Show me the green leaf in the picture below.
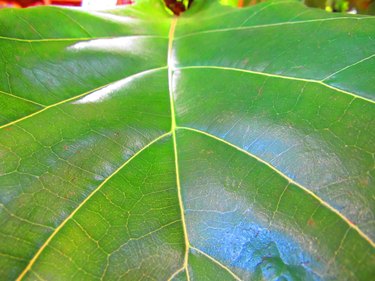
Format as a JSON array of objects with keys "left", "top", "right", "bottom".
[{"left": 0, "top": 0, "right": 374, "bottom": 280}]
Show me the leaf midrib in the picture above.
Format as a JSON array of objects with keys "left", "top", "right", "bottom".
[{"left": 168, "top": 16, "right": 192, "bottom": 281}]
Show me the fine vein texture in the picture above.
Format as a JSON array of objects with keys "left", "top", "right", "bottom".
[{"left": 0, "top": 0, "right": 374, "bottom": 280}]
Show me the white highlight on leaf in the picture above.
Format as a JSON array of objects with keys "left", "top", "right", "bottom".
[
  {"left": 67, "top": 36, "right": 156, "bottom": 54},
  {"left": 73, "top": 66, "right": 167, "bottom": 104},
  {"left": 73, "top": 78, "right": 127, "bottom": 104}
]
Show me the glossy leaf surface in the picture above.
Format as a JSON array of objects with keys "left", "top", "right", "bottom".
[{"left": 0, "top": 0, "right": 374, "bottom": 280}]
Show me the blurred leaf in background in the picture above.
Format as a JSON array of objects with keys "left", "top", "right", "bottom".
[
  {"left": 3, "top": 0, "right": 374, "bottom": 14},
  {"left": 0, "top": 0, "right": 131, "bottom": 8},
  {"left": 324, "top": 0, "right": 350, "bottom": 12},
  {"left": 220, "top": 0, "right": 266, "bottom": 7},
  {"left": 221, "top": 0, "right": 375, "bottom": 14},
  {"left": 306, "top": 0, "right": 375, "bottom": 13}
]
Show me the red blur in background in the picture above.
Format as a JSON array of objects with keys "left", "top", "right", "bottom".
[{"left": 0, "top": 0, "right": 132, "bottom": 8}]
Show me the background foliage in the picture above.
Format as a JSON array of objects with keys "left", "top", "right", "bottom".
[{"left": 221, "top": 0, "right": 375, "bottom": 14}]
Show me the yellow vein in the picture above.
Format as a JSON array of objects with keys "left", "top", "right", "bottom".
[
  {"left": 0, "top": 252, "right": 26, "bottom": 262},
  {"left": 175, "top": 17, "right": 370, "bottom": 40},
  {"left": 30, "top": 270, "right": 47, "bottom": 281},
  {"left": 0, "top": 66, "right": 167, "bottom": 131},
  {"left": 330, "top": 227, "right": 351, "bottom": 263},
  {"left": 0, "top": 203, "right": 53, "bottom": 230},
  {"left": 0, "top": 90, "right": 45, "bottom": 107},
  {"left": 14, "top": 14, "right": 44, "bottom": 39},
  {"left": 322, "top": 53, "right": 375, "bottom": 81},
  {"left": 0, "top": 34, "right": 168, "bottom": 43},
  {"left": 177, "top": 65, "right": 375, "bottom": 104},
  {"left": 55, "top": 10, "right": 93, "bottom": 37},
  {"left": 268, "top": 183, "right": 290, "bottom": 228},
  {"left": 181, "top": 0, "right": 292, "bottom": 23},
  {"left": 240, "top": 1, "right": 284, "bottom": 26},
  {"left": 168, "top": 17, "right": 191, "bottom": 279},
  {"left": 0, "top": 35, "right": 92, "bottom": 43},
  {"left": 176, "top": 126, "right": 375, "bottom": 248},
  {"left": 15, "top": 132, "right": 171, "bottom": 281},
  {"left": 167, "top": 267, "right": 185, "bottom": 281},
  {"left": 190, "top": 246, "right": 242, "bottom": 281},
  {"left": 186, "top": 263, "right": 191, "bottom": 281}
]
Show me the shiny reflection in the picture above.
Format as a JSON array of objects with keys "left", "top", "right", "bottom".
[
  {"left": 90, "top": 12, "right": 139, "bottom": 24},
  {"left": 73, "top": 67, "right": 164, "bottom": 104},
  {"left": 211, "top": 118, "right": 348, "bottom": 189},
  {"left": 73, "top": 79, "right": 126, "bottom": 104},
  {"left": 206, "top": 219, "right": 320, "bottom": 280},
  {"left": 186, "top": 189, "right": 323, "bottom": 280},
  {"left": 68, "top": 36, "right": 152, "bottom": 54}
]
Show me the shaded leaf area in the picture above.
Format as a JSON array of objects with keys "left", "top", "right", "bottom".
[{"left": 0, "top": 0, "right": 374, "bottom": 280}]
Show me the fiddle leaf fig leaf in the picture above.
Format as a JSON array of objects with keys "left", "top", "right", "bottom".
[{"left": 0, "top": 0, "right": 374, "bottom": 280}]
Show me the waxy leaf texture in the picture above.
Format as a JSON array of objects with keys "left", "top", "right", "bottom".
[{"left": 0, "top": 0, "right": 374, "bottom": 280}]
